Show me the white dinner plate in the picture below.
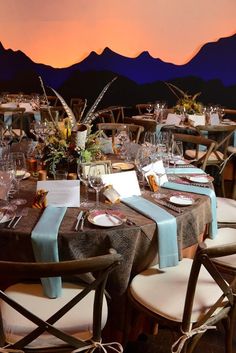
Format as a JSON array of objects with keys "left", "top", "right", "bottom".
[
  {"left": 169, "top": 195, "right": 194, "bottom": 206},
  {"left": 112, "top": 162, "right": 135, "bottom": 171},
  {"left": 88, "top": 210, "right": 126, "bottom": 227},
  {"left": 187, "top": 175, "right": 213, "bottom": 184}
]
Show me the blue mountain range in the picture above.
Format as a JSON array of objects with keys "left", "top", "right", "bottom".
[{"left": 0, "top": 33, "right": 236, "bottom": 88}]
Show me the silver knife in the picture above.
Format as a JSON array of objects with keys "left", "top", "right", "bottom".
[{"left": 74, "top": 210, "right": 84, "bottom": 231}]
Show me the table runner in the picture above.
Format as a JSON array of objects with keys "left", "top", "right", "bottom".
[
  {"left": 31, "top": 205, "right": 67, "bottom": 298},
  {"left": 122, "top": 195, "right": 179, "bottom": 268},
  {"left": 162, "top": 182, "right": 217, "bottom": 238},
  {"left": 166, "top": 167, "right": 206, "bottom": 174}
]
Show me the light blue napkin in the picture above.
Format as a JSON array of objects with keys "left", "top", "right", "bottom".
[
  {"left": 163, "top": 182, "right": 217, "bottom": 238},
  {"left": 31, "top": 206, "right": 67, "bottom": 298},
  {"left": 166, "top": 167, "right": 206, "bottom": 174},
  {"left": 4, "top": 112, "right": 12, "bottom": 126},
  {"left": 122, "top": 195, "right": 179, "bottom": 268}
]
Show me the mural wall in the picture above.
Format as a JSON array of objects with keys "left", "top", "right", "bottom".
[{"left": 0, "top": 0, "right": 236, "bottom": 110}]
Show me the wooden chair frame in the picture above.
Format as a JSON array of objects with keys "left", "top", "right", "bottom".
[
  {"left": 0, "top": 107, "right": 26, "bottom": 140},
  {"left": 0, "top": 252, "right": 122, "bottom": 352},
  {"left": 127, "top": 243, "right": 236, "bottom": 353},
  {"left": 173, "top": 133, "right": 216, "bottom": 170},
  {"left": 97, "top": 123, "right": 144, "bottom": 144}
]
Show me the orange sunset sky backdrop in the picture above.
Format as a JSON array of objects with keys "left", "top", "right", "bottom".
[{"left": 0, "top": 0, "right": 235, "bottom": 68}]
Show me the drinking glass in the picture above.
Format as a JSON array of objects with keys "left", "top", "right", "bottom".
[
  {"left": 88, "top": 164, "right": 105, "bottom": 207},
  {"left": 171, "top": 141, "right": 184, "bottom": 169},
  {"left": 135, "top": 147, "right": 152, "bottom": 193},
  {"left": 77, "top": 162, "right": 92, "bottom": 207},
  {"left": 146, "top": 103, "right": 153, "bottom": 114},
  {"left": 9, "top": 152, "right": 27, "bottom": 205}
]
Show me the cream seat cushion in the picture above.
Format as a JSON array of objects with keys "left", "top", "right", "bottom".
[
  {"left": 1, "top": 282, "right": 108, "bottom": 349},
  {"left": 204, "top": 227, "right": 236, "bottom": 269},
  {"left": 185, "top": 149, "right": 224, "bottom": 161},
  {"left": 130, "top": 258, "right": 224, "bottom": 323},
  {"left": 216, "top": 197, "right": 236, "bottom": 223}
]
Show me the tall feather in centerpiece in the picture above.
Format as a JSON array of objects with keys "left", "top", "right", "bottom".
[
  {"left": 81, "top": 76, "right": 117, "bottom": 124},
  {"left": 49, "top": 87, "right": 77, "bottom": 128},
  {"left": 39, "top": 76, "right": 57, "bottom": 126}
]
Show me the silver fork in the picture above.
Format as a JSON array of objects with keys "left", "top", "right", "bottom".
[{"left": 7, "top": 207, "right": 29, "bottom": 229}]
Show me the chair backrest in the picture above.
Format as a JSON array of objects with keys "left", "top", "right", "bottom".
[
  {"left": 0, "top": 251, "right": 122, "bottom": 351},
  {"left": 0, "top": 107, "right": 26, "bottom": 139},
  {"left": 173, "top": 133, "right": 216, "bottom": 170},
  {"left": 196, "top": 125, "right": 236, "bottom": 161},
  {"left": 181, "top": 242, "right": 236, "bottom": 335},
  {"left": 40, "top": 106, "right": 65, "bottom": 122},
  {"left": 94, "top": 106, "right": 125, "bottom": 123},
  {"left": 97, "top": 123, "right": 144, "bottom": 143}
]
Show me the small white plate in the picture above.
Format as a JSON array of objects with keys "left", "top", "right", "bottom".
[
  {"left": 23, "top": 172, "right": 31, "bottom": 180},
  {"left": 88, "top": 210, "right": 126, "bottom": 227},
  {"left": 169, "top": 159, "right": 188, "bottom": 165},
  {"left": 169, "top": 195, "right": 194, "bottom": 206},
  {"left": 112, "top": 162, "right": 134, "bottom": 171},
  {"left": 187, "top": 176, "right": 213, "bottom": 184}
]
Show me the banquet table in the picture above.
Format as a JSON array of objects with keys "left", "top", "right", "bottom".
[{"left": 0, "top": 174, "right": 212, "bottom": 296}]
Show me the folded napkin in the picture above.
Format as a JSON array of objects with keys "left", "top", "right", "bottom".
[
  {"left": 162, "top": 182, "right": 217, "bottom": 238},
  {"left": 122, "top": 196, "right": 179, "bottom": 268},
  {"left": 166, "top": 167, "right": 206, "bottom": 174},
  {"left": 31, "top": 206, "right": 67, "bottom": 298}
]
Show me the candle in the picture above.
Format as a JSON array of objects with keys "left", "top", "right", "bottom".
[
  {"left": 67, "top": 173, "right": 77, "bottom": 180},
  {"left": 38, "top": 170, "right": 47, "bottom": 181},
  {"left": 26, "top": 158, "right": 38, "bottom": 173}
]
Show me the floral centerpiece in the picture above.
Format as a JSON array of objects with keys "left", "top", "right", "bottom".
[
  {"left": 39, "top": 76, "right": 117, "bottom": 177},
  {"left": 166, "top": 82, "right": 203, "bottom": 114}
]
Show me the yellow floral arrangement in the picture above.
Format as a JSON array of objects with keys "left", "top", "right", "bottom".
[{"left": 166, "top": 82, "right": 203, "bottom": 115}]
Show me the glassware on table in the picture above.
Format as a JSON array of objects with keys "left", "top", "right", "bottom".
[
  {"left": 77, "top": 162, "right": 93, "bottom": 207},
  {"left": 9, "top": 152, "right": 27, "bottom": 205},
  {"left": 146, "top": 103, "right": 153, "bottom": 114},
  {"left": 88, "top": 163, "right": 105, "bottom": 207},
  {"left": 171, "top": 140, "right": 184, "bottom": 168},
  {"left": 135, "top": 147, "right": 152, "bottom": 193}
]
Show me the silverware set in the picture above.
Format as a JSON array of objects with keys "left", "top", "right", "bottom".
[
  {"left": 74, "top": 210, "right": 88, "bottom": 231},
  {"left": 7, "top": 207, "right": 29, "bottom": 229}
]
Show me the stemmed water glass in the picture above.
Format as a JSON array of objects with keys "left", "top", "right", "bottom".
[
  {"left": 171, "top": 140, "right": 184, "bottom": 169},
  {"left": 135, "top": 147, "right": 152, "bottom": 193},
  {"left": 9, "top": 152, "right": 27, "bottom": 205},
  {"left": 88, "top": 164, "right": 105, "bottom": 207},
  {"left": 77, "top": 162, "right": 93, "bottom": 207}
]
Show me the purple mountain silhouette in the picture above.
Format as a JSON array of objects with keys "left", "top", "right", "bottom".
[{"left": 0, "top": 33, "right": 236, "bottom": 87}]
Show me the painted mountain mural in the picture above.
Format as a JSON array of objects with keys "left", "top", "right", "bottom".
[{"left": 0, "top": 33, "right": 236, "bottom": 109}]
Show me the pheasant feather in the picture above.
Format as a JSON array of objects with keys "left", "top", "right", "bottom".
[
  {"left": 50, "top": 87, "right": 76, "bottom": 127},
  {"left": 82, "top": 77, "right": 117, "bottom": 124}
]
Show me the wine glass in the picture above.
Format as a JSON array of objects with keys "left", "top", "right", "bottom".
[
  {"left": 77, "top": 162, "right": 93, "bottom": 207},
  {"left": 9, "top": 152, "right": 27, "bottom": 205},
  {"left": 171, "top": 141, "right": 184, "bottom": 169},
  {"left": 88, "top": 164, "right": 105, "bottom": 207},
  {"left": 135, "top": 147, "right": 152, "bottom": 193},
  {"left": 146, "top": 103, "right": 153, "bottom": 114}
]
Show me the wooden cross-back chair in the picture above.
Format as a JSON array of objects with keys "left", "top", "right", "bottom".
[
  {"left": 0, "top": 107, "right": 26, "bottom": 140},
  {"left": 127, "top": 243, "right": 236, "bottom": 353},
  {"left": 0, "top": 251, "right": 122, "bottom": 352},
  {"left": 185, "top": 125, "right": 236, "bottom": 168},
  {"left": 97, "top": 123, "right": 144, "bottom": 144},
  {"left": 173, "top": 133, "right": 216, "bottom": 171}
]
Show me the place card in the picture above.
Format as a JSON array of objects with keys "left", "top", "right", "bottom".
[
  {"left": 210, "top": 113, "right": 220, "bottom": 125},
  {"left": 188, "top": 114, "right": 205, "bottom": 127},
  {"left": 101, "top": 171, "right": 141, "bottom": 198},
  {"left": 166, "top": 113, "right": 182, "bottom": 126},
  {"left": 37, "top": 180, "right": 80, "bottom": 207}
]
